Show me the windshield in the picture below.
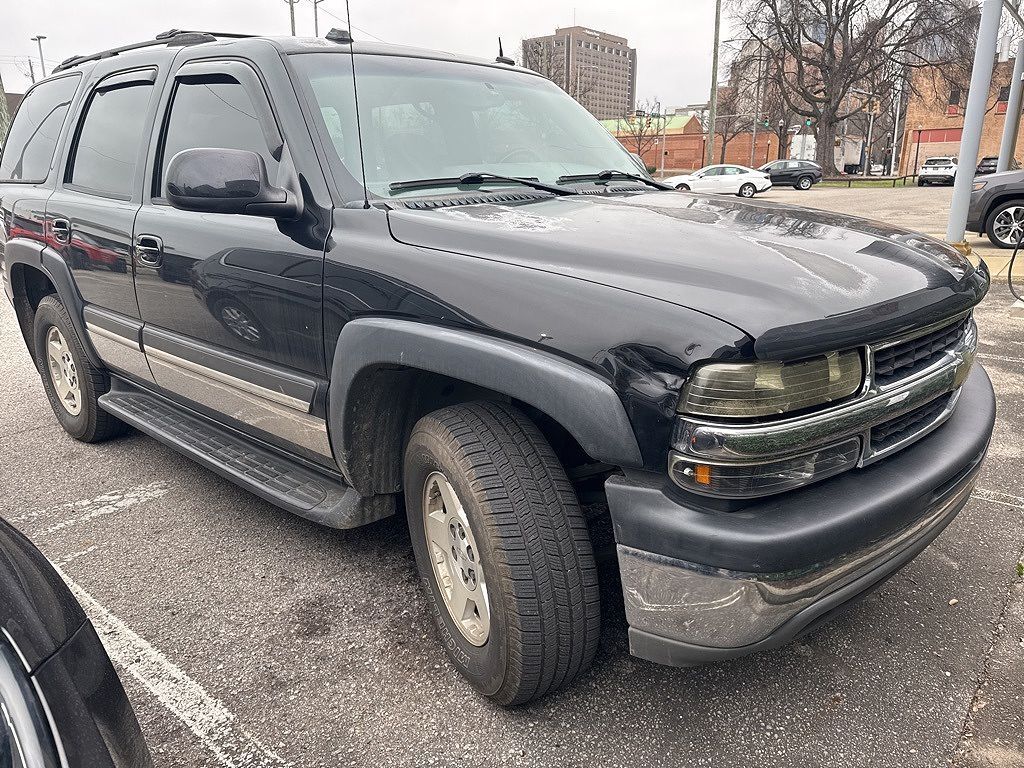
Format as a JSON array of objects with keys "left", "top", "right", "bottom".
[{"left": 291, "top": 52, "right": 641, "bottom": 197}]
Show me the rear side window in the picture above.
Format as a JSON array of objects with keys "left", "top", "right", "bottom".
[
  {"left": 158, "top": 79, "right": 280, "bottom": 194},
  {"left": 0, "top": 75, "right": 80, "bottom": 182},
  {"left": 67, "top": 81, "right": 154, "bottom": 198}
]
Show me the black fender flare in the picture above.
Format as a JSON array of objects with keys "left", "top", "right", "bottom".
[
  {"left": 328, "top": 318, "right": 644, "bottom": 483},
  {"left": 4, "top": 238, "right": 101, "bottom": 367}
]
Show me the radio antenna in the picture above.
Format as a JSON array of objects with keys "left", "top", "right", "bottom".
[{"left": 345, "top": 0, "right": 370, "bottom": 209}]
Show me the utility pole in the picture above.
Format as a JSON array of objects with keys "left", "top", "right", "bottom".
[
  {"left": 750, "top": 40, "right": 763, "bottom": 167},
  {"left": 30, "top": 35, "right": 47, "bottom": 78},
  {"left": 27, "top": 58, "right": 36, "bottom": 84},
  {"left": 861, "top": 105, "right": 875, "bottom": 177},
  {"left": 704, "top": 0, "right": 722, "bottom": 167},
  {"left": 312, "top": 0, "right": 324, "bottom": 36},
  {"left": 890, "top": 77, "right": 904, "bottom": 175},
  {"left": 285, "top": 0, "right": 297, "bottom": 35}
]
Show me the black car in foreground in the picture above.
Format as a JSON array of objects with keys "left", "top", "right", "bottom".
[
  {"left": 758, "top": 159, "right": 823, "bottom": 189},
  {"left": 967, "top": 169, "right": 1024, "bottom": 248},
  {"left": 0, "top": 518, "right": 151, "bottom": 767},
  {"left": 0, "top": 30, "right": 995, "bottom": 706}
]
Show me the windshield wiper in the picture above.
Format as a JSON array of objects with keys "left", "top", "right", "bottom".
[
  {"left": 389, "top": 172, "right": 576, "bottom": 196},
  {"left": 556, "top": 170, "right": 674, "bottom": 191}
]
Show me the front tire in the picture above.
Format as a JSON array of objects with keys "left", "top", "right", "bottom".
[
  {"left": 676, "top": 183, "right": 690, "bottom": 191},
  {"left": 32, "top": 295, "right": 127, "bottom": 442},
  {"left": 739, "top": 183, "right": 756, "bottom": 198},
  {"left": 985, "top": 200, "right": 1024, "bottom": 249},
  {"left": 404, "top": 401, "right": 600, "bottom": 706}
]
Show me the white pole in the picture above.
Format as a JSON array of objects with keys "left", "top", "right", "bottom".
[
  {"left": 862, "top": 111, "right": 875, "bottom": 176},
  {"left": 946, "top": 0, "right": 1003, "bottom": 245},
  {"left": 997, "top": 38, "right": 1024, "bottom": 172}
]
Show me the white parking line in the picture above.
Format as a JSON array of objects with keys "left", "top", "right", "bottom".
[
  {"left": 973, "top": 487, "right": 1024, "bottom": 510},
  {"left": 12, "top": 482, "right": 169, "bottom": 537},
  {"left": 54, "top": 564, "right": 291, "bottom": 768},
  {"left": 976, "top": 352, "right": 1024, "bottom": 365}
]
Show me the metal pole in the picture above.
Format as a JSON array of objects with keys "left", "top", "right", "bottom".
[
  {"left": 27, "top": 58, "right": 35, "bottom": 84},
  {"left": 31, "top": 36, "right": 47, "bottom": 78},
  {"left": 313, "top": 0, "right": 323, "bottom": 36},
  {"left": 704, "top": 0, "right": 722, "bottom": 167},
  {"left": 286, "top": 0, "right": 297, "bottom": 35},
  {"left": 997, "top": 38, "right": 1024, "bottom": 172},
  {"left": 890, "top": 78, "right": 903, "bottom": 175},
  {"left": 914, "top": 129, "right": 922, "bottom": 177},
  {"left": 947, "top": 0, "right": 1002, "bottom": 245},
  {"left": 750, "top": 41, "right": 763, "bottom": 167},
  {"left": 862, "top": 111, "right": 875, "bottom": 176}
]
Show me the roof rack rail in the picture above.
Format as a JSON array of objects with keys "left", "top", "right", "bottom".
[{"left": 53, "top": 30, "right": 256, "bottom": 74}]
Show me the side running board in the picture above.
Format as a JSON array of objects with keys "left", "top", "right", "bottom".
[{"left": 98, "top": 380, "right": 393, "bottom": 529}]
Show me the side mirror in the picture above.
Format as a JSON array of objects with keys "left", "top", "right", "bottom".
[{"left": 165, "top": 148, "right": 300, "bottom": 219}]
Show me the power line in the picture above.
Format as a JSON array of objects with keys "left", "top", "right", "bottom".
[{"left": 302, "top": 0, "right": 387, "bottom": 42}]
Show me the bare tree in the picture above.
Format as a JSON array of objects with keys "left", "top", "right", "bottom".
[
  {"left": 519, "top": 39, "right": 597, "bottom": 109},
  {"left": 713, "top": 86, "right": 750, "bottom": 163},
  {"left": 735, "top": 0, "right": 977, "bottom": 174},
  {"left": 615, "top": 99, "right": 667, "bottom": 166}
]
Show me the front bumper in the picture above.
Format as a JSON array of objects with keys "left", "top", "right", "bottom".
[{"left": 607, "top": 364, "right": 994, "bottom": 667}]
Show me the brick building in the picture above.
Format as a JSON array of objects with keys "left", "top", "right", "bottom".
[
  {"left": 603, "top": 114, "right": 779, "bottom": 173},
  {"left": 522, "top": 26, "right": 637, "bottom": 120},
  {"left": 900, "top": 56, "right": 1024, "bottom": 174}
]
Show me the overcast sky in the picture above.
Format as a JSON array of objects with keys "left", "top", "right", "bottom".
[{"left": 0, "top": 0, "right": 723, "bottom": 109}]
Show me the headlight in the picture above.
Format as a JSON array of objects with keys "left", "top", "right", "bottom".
[
  {"left": 678, "top": 350, "right": 863, "bottom": 418},
  {"left": 972, "top": 181, "right": 987, "bottom": 192},
  {"left": 669, "top": 438, "right": 861, "bottom": 498}
]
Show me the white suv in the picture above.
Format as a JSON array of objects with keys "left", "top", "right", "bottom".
[{"left": 918, "top": 157, "right": 957, "bottom": 186}]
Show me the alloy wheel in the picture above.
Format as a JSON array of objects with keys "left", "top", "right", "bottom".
[
  {"left": 45, "top": 326, "right": 82, "bottom": 416},
  {"left": 422, "top": 471, "right": 491, "bottom": 646},
  {"left": 993, "top": 205, "right": 1024, "bottom": 247}
]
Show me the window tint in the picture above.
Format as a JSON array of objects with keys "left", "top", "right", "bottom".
[
  {"left": 723, "top": 166, "right": 744, "bottom": 175},
  {"left": 0, "top": 75, "right": 80, "bottom": 182},
  {"left": 69, "top": 82, "right": 154, "bottom": 197},
  {"left": 702, "top": 167, "right": 723, "bottom": 177},
  {"left": 159, "top": 79, "right": 278, "bottom": 193}
]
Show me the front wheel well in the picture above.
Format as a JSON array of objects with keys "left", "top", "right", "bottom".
[{"left": 338, "top": 366, "right": 603, "bottom": 501}]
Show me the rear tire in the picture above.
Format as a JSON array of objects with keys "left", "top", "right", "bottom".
[
  {"left": 32, "top": 295, "right": 127, "bottom": 442},
  {"left": 739, "top": 183, "right": 756, "bottom": 198},
  {"left": 404, "top": 401, "right": 600, "bottom": 706},
  {"left": 796, "top": 175, "right": 813, "bottom": 190}
]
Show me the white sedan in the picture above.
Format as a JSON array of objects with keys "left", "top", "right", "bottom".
[{"left": 664, "top": 164, "right": 773, "bottom": 197}]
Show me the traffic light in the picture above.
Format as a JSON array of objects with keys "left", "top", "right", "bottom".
[
  {"left": 762, "top": 115, "right": 770, "bottom": 127},
  {"left": 805, "top": 118, "right": 813, "bottom": 127}
]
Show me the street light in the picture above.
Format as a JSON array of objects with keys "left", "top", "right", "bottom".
[
  {"left": 30, "top": 35, "right": 47, "bottom": 78},
  {"left": 777, "top": 119, "right": 786, "bottom": 160}
]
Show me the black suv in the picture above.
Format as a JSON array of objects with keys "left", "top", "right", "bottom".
[
  {"left": 0, "top": 30, "right": 995, "bottom": 705},
  {"left": 758, "top": 159, "right": 823, "bottom": 189}
]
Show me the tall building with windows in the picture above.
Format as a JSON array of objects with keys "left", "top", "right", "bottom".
[{"left": 521, "top": 26, "right": 637, "bottom": 120}]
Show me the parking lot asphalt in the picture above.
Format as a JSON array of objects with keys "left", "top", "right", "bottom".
[{"left": 2, "top": 189, "right": 1023, "bottom": 767}]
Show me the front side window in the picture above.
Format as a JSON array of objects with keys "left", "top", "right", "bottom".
[
  {"left": 68, "top": 81, "right": 154, "bottom": 197},
  {"left": 291, "top": 53, "right": 639, "bottom": 197},
  {"left": 0, "top": 75, "right": 80, "bottom": 182},
  {"left": 158, "top": 78, "right": 280, "bottom": 195}
]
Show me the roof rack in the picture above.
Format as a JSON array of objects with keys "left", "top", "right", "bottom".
[{"left": 53, "top": 29, "right": 255, "bottom": 74}]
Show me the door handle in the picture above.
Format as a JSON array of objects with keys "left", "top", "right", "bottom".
[
  {"left": 135, "top": 234, "right": 163, "bottom": 267},
  {"left": 50, "top": 218, "right": 71, "bottom": 244}
]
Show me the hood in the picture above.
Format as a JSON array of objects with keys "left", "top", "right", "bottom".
[{"left": 387, "top": 192, "right": 987, "bottom": 359}]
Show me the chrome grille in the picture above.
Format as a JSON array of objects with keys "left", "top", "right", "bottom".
[
  {"left": 870, "top": 392, "right": 954, "bottom": 453},
  {"left": 873, "top": 315, "right": 971, "bottom": 387}
]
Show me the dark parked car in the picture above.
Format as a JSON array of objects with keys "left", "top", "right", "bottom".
[
  {"left": 967, "top": 169, "right": 1024, "bottom": 248},
  {"left": 0, "top": 517, "right": 151, "bottom": 767},
  {"left": 976, "top": 156, "right": 999, "bottom": 175},
  {"left": 758, "top": 159, "right": 823, "bottom": 189},
  {"left": 1, "top": 30, "right": 994, "bottom": 706}
]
